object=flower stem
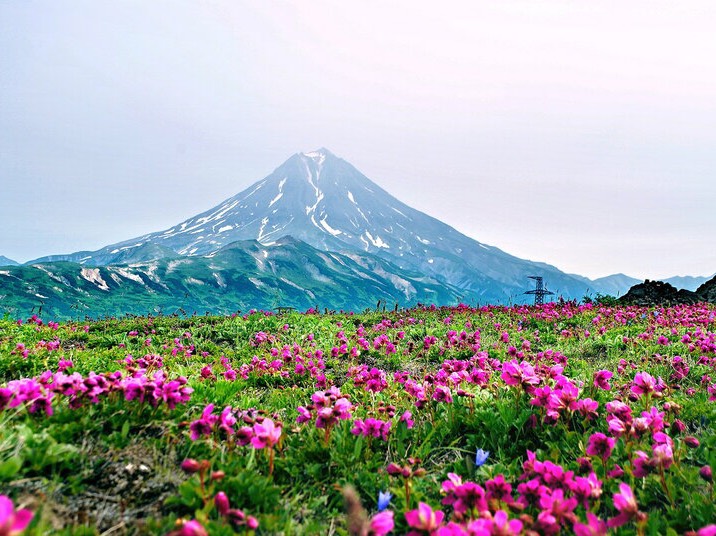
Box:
[659,466,674,508]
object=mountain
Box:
[1,238,462,319]
[0,256,19,266]
[30,148,594,304]
[586,273,641,297]
[663,274,715,292]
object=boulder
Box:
[696,275,716,303]
[618,279,701,306]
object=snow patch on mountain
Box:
[364,231,389,249]
[319,217,342,236]
[81,268,110,291]
[115,267,145,285]
[249,277,265,288]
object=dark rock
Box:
[696,275,716,303]
[618,280,701,306]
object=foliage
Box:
[0,302,715,534]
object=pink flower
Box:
[485,474,513,503]
[538,488,578,528]
[585,433,616,461]
[608,483,639,528]
[593,370,613,390]
[174,519,208,536]
[465,510,522,536]
[631,372,657,398]
[189,404,217,441]
[405,502,445,533]
[432,385,453,403]
[369,511,395,536]
[0,495,34,536]
[400,410,415,429]
[251,418,281,449]
[574,513,607,536]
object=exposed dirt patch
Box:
[6,435,184,534]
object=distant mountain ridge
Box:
[27,149,596,303]
[0,256,19,266]
[7,148,712,317]
[0,237,462,318]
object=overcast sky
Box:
[1,1,715,280]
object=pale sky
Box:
[1,1,715,279]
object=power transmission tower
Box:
[524,276,555,305]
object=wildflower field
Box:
[1,302,715,535]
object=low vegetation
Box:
[1,301,715,534]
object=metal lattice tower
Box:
[524,276,555,305]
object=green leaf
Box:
[0,455,23,479]
[121,420,130,439]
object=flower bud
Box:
[386,463,402,476]
[180,459,201,474]
[211,470,225,481]
[214,492,230,516]
[684,436,700,448]
[670,419,686,434]
[699,465,713,483]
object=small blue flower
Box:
[377,490,392,512]
[475,448,490,467]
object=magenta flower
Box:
[631,371,657,397]
[189,404,217,441]
[538,488,578,528]
[486,510,523,535]
[607,482,640,528]
[632,450,654,478]
[501,360,540,389]
[573,512,607,536]
[575,398,599,420]
[432,385,453,403]
[569,472,602,508]
[0,495,33,536]
[369,510,394,536]
[593,370,613,390]
[251,418,281,449]
[172,519,208,536]
[651,442,673,470]
[351,418,391,440]
[405,502,445,533]
[400,410,415,429]
[586,432,616,462]
[485,474,513,503]
[296,406,312,423]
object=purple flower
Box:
[475,448,490,467]
[377,490,392,512]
